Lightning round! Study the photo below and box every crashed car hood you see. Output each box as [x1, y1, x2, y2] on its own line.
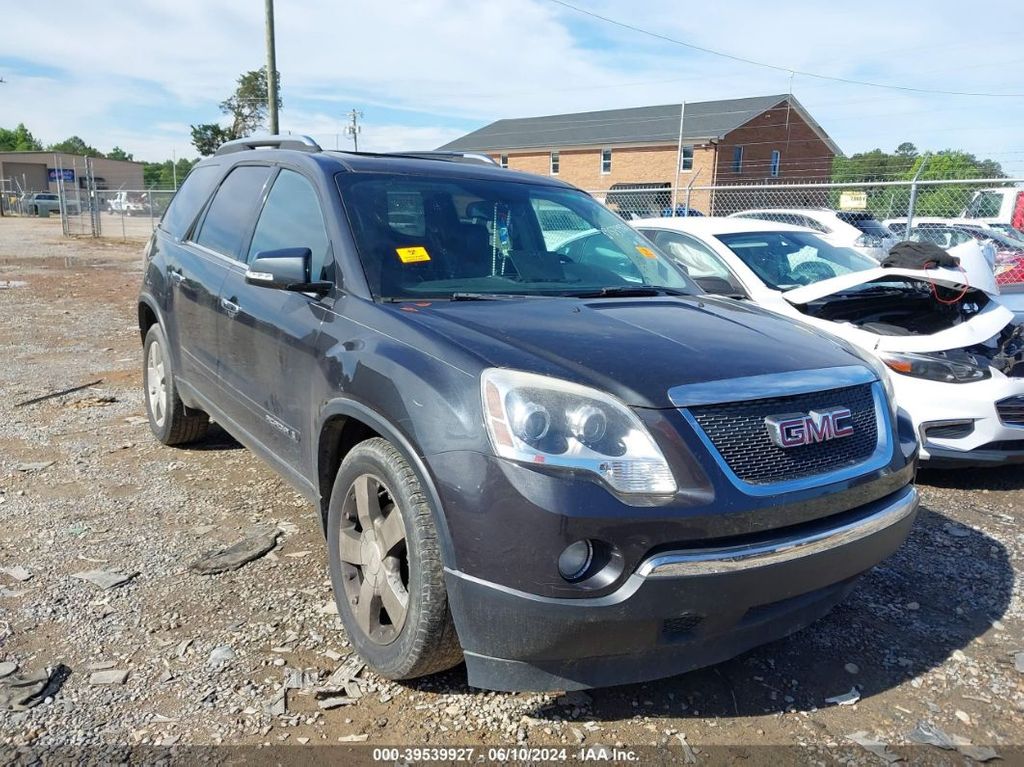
[393, 296, 865, 408]
[781, 242, 1015, 354]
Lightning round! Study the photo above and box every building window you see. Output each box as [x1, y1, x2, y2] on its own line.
[732, 145, 744, 174]
[601, 148, 612, 174]
[499, 154, 508, 169]
[680, 145, 694, 172]
[550, 151, 560, 175]
[770, 149, 781, 177]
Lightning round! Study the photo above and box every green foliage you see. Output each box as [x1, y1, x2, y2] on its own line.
[47, 135, 104, 156]
[830, 143, 1008, 218]
[189, 124, 235, 157]
[190, 67, 283, 156]
[107, 146, 134, 161]
[143, 158, 198, 189]
[0, 123, 43, 151]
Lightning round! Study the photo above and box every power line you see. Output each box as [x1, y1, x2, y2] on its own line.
[543, 0, 1024, 99]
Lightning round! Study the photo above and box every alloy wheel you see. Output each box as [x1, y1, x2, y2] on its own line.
[146, 340, 168, 428]
[338, 473, 410, 644]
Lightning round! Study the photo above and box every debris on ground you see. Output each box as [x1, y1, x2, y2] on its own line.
[206, 646, 236, 667]
[847, 731, 902, 763]
[89, 669, 129, 685]
[189, 527, 280, 575]
[825, 687, 861, 706]
[14, 379, 103, 409]
[70, 569, 138, 590]
[0, 665, 68, 711]
[13, 461, 55, 473]
[1, 566, 32, 582]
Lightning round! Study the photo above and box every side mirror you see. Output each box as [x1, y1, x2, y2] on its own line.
[245, 247, 331, 295]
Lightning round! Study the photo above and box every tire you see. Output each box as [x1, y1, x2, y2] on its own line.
[143, 323, 209, 446]
[327, 437, 462, 680]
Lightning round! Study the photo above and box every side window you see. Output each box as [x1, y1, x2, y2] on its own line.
[193, 165, 273, 259]
[160, 165, 221, 239]
[653, 231, 743, 294]
[247, 169, 331, 280]
[794, 215, 830, 234]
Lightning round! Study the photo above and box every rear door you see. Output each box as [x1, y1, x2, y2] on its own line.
[216, 167, 333, 472]
[172, 164, 273, 395]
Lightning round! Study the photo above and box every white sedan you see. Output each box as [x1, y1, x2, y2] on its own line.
[628, 216, 1024, 467]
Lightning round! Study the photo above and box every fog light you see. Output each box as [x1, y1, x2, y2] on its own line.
[558, 540, 594, 582]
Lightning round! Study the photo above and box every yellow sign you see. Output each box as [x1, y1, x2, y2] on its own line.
[839, 191, 868, 210]
[396, 246, 431, 264]
[636, 245, 656, 259]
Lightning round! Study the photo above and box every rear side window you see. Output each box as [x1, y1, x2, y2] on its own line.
[835, 211, 890, 237]
[161, 165, 221, 239]
[247, 169, 331, 280]
[194, 165, 273, 259]
[964, 191, 1003, 219]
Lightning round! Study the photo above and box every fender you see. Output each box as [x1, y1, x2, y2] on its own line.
[316, 397, 458, 571]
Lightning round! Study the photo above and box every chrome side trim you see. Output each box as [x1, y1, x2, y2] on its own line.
[639, 485, 918, 578]
[679, 381, 893, 497]
[668, 365, 876, 407]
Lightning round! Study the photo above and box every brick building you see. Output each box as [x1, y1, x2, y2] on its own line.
[438, 94, 840, 215]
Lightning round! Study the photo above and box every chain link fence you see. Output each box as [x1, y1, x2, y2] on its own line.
[589, 178, 1024, 224]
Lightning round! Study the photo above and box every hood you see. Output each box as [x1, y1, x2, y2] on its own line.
[781, 241, 1015, 354]
[391, 296, 868, 408]
[783, 241, 998, 303]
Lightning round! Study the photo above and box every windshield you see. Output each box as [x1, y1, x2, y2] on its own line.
[715, 230, 876, 290]
[337, 173, 694, 299]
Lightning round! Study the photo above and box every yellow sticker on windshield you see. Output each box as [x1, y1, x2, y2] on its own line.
[396, 246, 431, 264]
[636, 245, 656, 259]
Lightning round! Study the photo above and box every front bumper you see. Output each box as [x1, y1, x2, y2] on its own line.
[894, 371, 1024, 465]
[445, 485, 919, 691]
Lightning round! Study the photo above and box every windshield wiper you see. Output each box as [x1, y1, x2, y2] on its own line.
[564, 285, 690, 298]
[450, 292, 544, 301]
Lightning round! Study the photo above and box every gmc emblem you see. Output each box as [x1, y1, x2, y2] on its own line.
[765, 407, 854, 449]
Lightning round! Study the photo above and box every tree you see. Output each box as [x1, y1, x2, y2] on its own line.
[189, 124, 235, 157]
[895, 142, 918, 158]
[189, 67, 282, 156]
[143, 157, 198, 188]
[108, 146, 134, 161]
[0, 123, 43, 151]
[48, 136, 104, 157]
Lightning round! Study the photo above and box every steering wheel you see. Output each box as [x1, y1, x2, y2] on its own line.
[791, 261, 836, 284]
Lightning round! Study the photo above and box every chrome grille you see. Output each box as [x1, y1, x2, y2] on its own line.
[996, 395, 1024, 427]
[688, 384, 878, 485]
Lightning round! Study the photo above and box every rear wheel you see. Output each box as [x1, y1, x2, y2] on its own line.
[143, 323, 209, 445]
[327, 438, 462, 680]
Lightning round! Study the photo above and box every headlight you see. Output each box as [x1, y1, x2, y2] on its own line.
[481, 368, 677, 496]
[879, 351, 991, 384]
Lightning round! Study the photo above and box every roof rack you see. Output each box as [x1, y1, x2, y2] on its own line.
[215, 134, 322, 156]
[383, 151, 499, 166]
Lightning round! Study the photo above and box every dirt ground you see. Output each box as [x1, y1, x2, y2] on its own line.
[0, 217, 1022, 764]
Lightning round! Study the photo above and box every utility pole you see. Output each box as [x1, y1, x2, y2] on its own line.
[265, 0, 279, 134]
[345, 109, 363, 151]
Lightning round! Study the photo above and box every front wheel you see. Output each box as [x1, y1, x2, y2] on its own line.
[327, 438, 462, 680]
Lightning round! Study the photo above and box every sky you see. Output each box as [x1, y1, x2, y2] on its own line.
[1, 0, 1023, 174]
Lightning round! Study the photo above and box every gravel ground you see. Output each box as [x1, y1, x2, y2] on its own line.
[0, 218, 1022, 764]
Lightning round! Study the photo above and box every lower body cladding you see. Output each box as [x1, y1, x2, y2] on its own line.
[898, 373, 1024, 466]
[444, 485, 919, 692]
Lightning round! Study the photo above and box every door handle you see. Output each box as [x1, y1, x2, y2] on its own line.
[220, 297, 240, 317]
[168, 269, 184, 285]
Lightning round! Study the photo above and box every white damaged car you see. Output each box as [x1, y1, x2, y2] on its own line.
[630, 217, 1024, 466]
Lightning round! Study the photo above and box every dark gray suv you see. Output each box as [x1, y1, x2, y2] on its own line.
[138, 135, 919, 691]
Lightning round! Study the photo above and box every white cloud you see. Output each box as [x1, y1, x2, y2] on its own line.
[0, 0, 1022, 169]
